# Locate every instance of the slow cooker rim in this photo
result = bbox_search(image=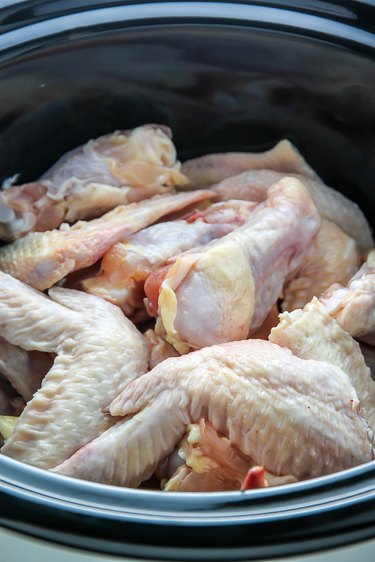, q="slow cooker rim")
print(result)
[1,440,375,522]
[0,0,374,60]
